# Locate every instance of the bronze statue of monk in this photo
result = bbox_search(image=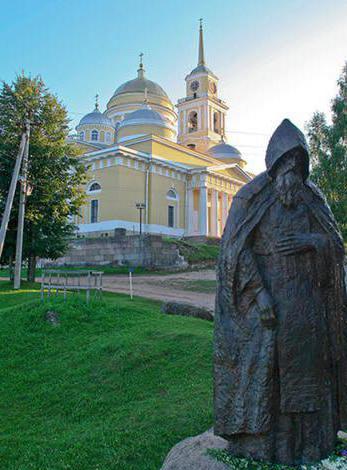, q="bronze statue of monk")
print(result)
[214,119,347,465]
